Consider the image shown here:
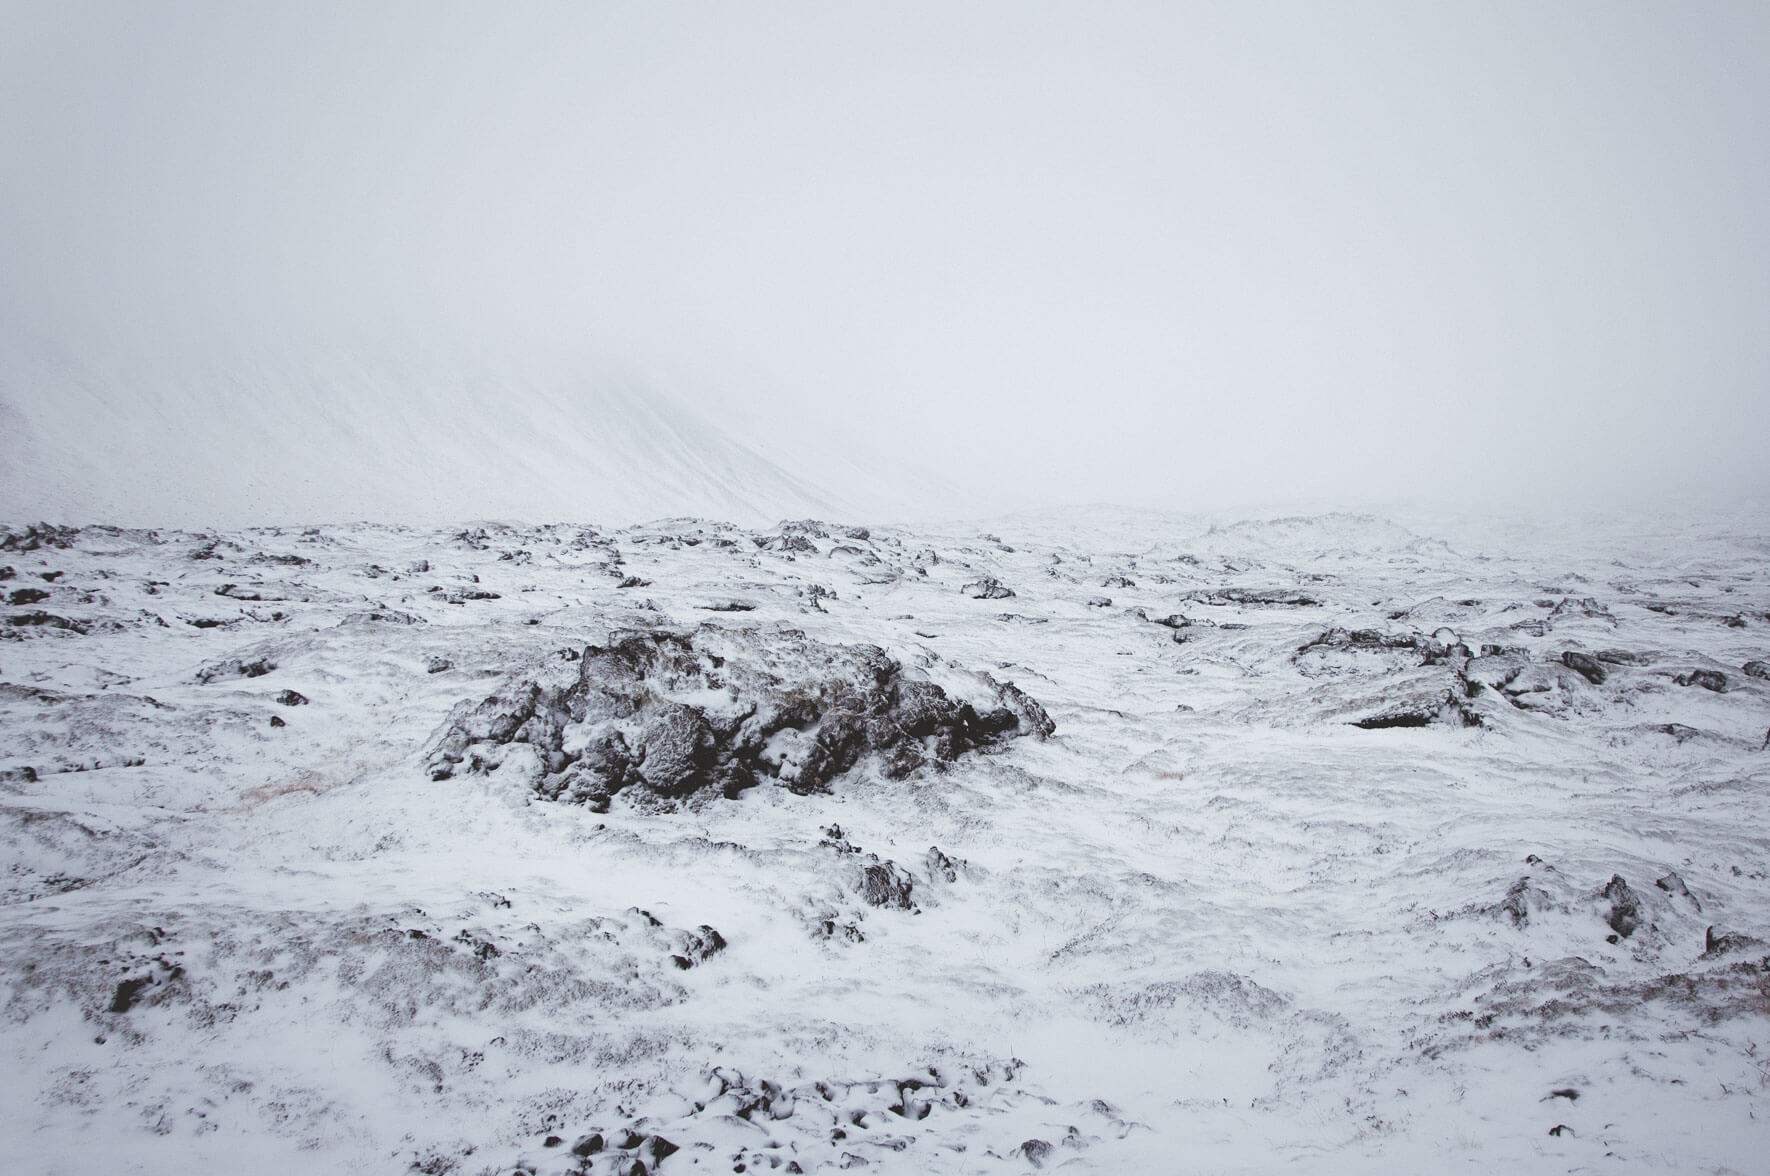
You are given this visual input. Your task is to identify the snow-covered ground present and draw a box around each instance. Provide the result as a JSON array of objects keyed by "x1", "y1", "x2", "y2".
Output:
[{"x1": 2, "y1": 507, "x2": 1767, "y2": 1174}]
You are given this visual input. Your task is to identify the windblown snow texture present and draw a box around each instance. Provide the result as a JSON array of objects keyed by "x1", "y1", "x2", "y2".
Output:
[{"x1": 1, "y1": 508, "x2": 1768, "y2": 1173}]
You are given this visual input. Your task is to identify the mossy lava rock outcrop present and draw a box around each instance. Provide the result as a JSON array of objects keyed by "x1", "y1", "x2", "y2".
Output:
[{"x1": 424, "y1": 625, "x2": 1054, "y2": 809}]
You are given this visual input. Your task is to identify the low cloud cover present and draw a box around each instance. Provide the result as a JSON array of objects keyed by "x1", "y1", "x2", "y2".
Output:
[{"x1": 3, "y1": 2, "x2": 1767, "y2": 520}]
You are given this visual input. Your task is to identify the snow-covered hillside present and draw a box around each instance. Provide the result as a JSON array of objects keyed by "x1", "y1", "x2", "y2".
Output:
[
  {"x1": 1, "y1": 507, "x2": 1768, "y2": 1173},
  {"x1": 0, "y1": 339, "x2": 853, "y2": 528}
]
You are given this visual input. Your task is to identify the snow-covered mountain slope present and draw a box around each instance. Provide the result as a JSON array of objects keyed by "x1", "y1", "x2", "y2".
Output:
[
  {"x1": 1, "y1": 508, "x2": 1768, "y2": 1173},
  {"x1": 0, "y1": 339, "x2": 845, "y2": 528}
]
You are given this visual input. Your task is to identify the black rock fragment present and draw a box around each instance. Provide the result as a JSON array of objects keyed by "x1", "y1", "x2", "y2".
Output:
[
  {"x1": 963, "y1": 578, "x2": 1015, "y2": 600},
  {"x1": 0, "y1": 524, "x2": 79, "y2": 552},
  {"x1": 195, "y1": 656, "x2": 276, "y2": 684},
  {"x1": 1702, "y1": 926, "x2": 1767, "y2": 958},
  {"x1": 1561, "y1": 651, "x2": 1607, "y2": 685},
  {"x1": 1675, "y1": 669, "x2": 1729, "y2": 692},
  {"x1": 6, "y1": 611, "x2": 86, "y2": 632},
  {"x1": 860, "y1": 862, "x2": 915, "y2": 910},
  {"x1": 339, "y1": 609, "x2": 424, "y2": 626},
  {"x1": 1186, "y1": 587, "x2": 1319, "y2": 607},
  {"x1": 1603, "y1": 875, "x2": 1642, "y2": 939},
  {"x1": 1502, "y1": 877, "x2": 1550, "y2": 927},
  {"x1": 1656, "y1": 871, "x2": 1700, "y2": 911}
]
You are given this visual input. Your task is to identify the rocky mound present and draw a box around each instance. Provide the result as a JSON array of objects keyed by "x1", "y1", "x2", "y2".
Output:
[{"x1": 424, "y1": 624, "x2": 1054, "y2": 809}]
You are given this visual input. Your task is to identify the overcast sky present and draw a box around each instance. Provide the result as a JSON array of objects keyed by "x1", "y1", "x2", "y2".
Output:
[{"x1": 3, "y1": 2, "x2": 1767, "y2": 517}]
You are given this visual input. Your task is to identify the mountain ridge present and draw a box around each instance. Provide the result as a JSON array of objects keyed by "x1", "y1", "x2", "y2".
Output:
[{"x1": 0, "y1": 337, "x2": 859, "y2": 528}]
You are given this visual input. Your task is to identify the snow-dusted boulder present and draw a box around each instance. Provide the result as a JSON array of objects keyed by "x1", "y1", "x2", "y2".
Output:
[{"x1": 424, "y1": 624, "x2": 1053, "y2": 808}]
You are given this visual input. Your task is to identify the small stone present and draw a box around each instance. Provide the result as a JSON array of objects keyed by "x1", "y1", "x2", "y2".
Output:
[
  {"x1": 860, "y1": 862, "x2": 914, "y2": 909},
  {"x1": 962, "y1": 577, "x2": 1015, "y2": 600},
  {"x1": 1675, "y1": 669, "x2": 1729, "y2": 692},
  {"x1": 1561, "y1": 651, "x2": 1607, "y2": 685},
  {"x1": 269, "y1": 715, "x2": 286, "y2": 728},
  {"x1": 274, "y1": 689, "x2": 308, "y2": 706},
  {"x1": 1603, "y1": 875, "x2": 1642, "y2": 939},
  {"x1": 638, "y1": 1136, "x2": 678, "y2": 1165},
  {"x1": 1703, "y1": 926, "x2": 1768, "y2": 958},
  {"x1": 1655, "y1": 871, "x2": 1699, "y2": 910}
]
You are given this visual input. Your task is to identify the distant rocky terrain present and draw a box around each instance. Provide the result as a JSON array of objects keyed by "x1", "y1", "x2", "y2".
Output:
[{"x1": 1, "y1": 508, "x2": 1767, "y2": 1173}]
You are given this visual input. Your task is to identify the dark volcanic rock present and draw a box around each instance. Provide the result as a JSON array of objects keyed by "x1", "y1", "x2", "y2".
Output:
[
  {"x1": 1656, "y1": 871, "x2": 1700, "y2": 910},
  {"x1": 1351, "y1": 690, "x2": 1482, "y2": 730},
  {"x1": 1186, "y1": 587, "x2": 1320, "y2": 607},
  {"x1": 963, "y1": 577, "x2": 1015, "y2": 600},
  {"x1": 195, "y1": 656, "x2": 276, "y2": 684},
  {"x1": 1742, "y1": 660, "x2": 1770, "y2": 680},
  {"x1": 339, "y1": 609, "x2": 424, "y2": 626},
  {"x1": 859, "y1": 861, "x2": 915, "y2": 909},
  {"x1": 6, "y1": 611, "x2": 86, "y2": 632},
  {"x1": 755, "y1": 533, "x2": 817, "y2": 553},
  {"x1": 1502, "y1": 877, "x2": 1553, "y2": 927},
  {"x1": 1561, "y1": 651, "x2": 1608, "y2": 685},
  {"x1": 1549, "y1": 596, "x2": 1613, "y2": 621},
  {"x1": 1703, "y1": 926, "x2": 1768, "y2": 959},
  {"x1": 1675, "y1": 669, "x2": 1729, "y2": 692},
  {"x1": 0, "y1": 523, "x2": 79, "y2": 552},
  {"x1": 424, "y1": 625, "x2": 1054, "y2": 808},
  {"x1": 1603, "y1": 875, "x2": 1643, "y2": 939},
  {"x1": 1300, "y1": 627, "x2": 1440, "y2": 659}
]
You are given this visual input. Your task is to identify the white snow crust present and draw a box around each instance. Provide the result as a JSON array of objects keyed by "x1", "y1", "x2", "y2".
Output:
[{"x1": 1, "y1": 506, "x2": 1768, "y2": 1173}]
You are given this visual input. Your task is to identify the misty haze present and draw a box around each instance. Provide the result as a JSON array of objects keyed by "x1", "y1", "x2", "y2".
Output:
[{"x1": 2, "y1": 3, "x2": 1768, "y2": 1173}]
